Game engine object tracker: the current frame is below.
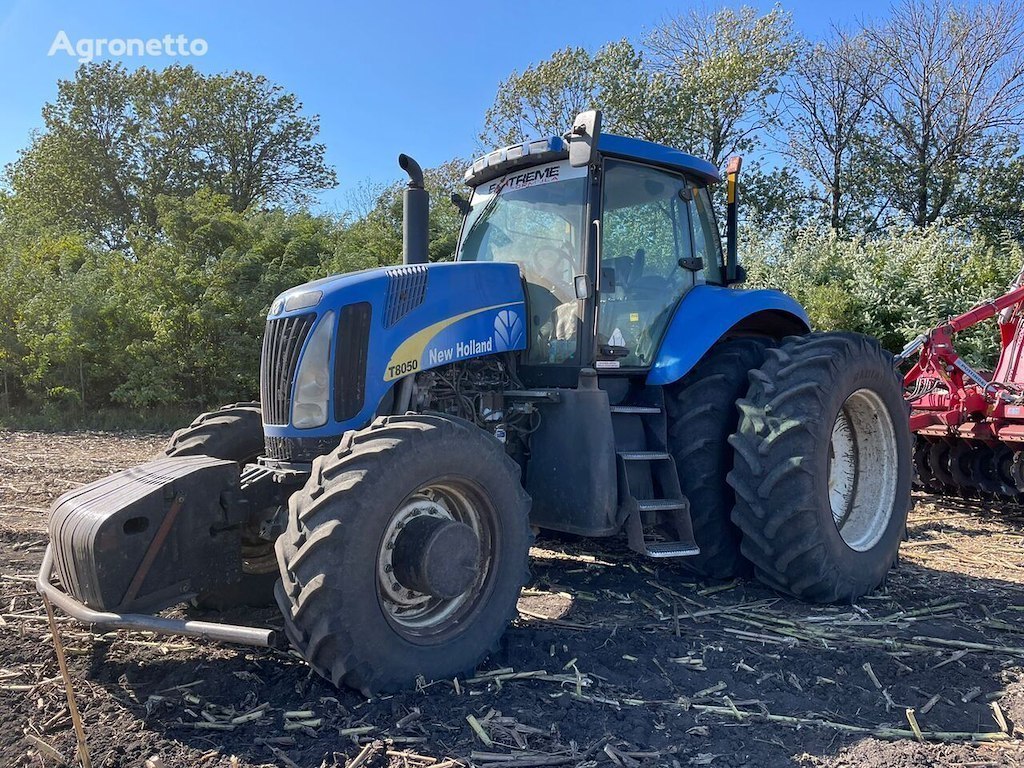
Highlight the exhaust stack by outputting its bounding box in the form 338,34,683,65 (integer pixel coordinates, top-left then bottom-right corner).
399,154,429,265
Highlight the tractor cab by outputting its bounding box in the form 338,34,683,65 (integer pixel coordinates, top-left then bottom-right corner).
456,112,731,387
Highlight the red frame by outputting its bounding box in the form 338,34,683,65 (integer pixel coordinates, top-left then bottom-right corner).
904,284,1024,444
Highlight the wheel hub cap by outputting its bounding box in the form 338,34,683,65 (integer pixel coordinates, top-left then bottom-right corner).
376,484,492,635
392,515,480,599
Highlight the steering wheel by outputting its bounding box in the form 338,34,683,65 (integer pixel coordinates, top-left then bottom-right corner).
531,245,576,298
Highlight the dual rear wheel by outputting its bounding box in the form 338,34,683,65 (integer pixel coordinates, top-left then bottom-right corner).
668,332,911,603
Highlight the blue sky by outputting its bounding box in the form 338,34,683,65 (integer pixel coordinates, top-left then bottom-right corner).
0,0,892,213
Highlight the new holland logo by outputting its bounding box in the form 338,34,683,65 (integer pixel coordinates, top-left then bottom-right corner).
493,309,524,351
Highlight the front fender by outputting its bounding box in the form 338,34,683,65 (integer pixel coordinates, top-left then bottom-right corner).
646,285,811,386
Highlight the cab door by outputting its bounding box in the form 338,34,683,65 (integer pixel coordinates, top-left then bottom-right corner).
597,159,707,371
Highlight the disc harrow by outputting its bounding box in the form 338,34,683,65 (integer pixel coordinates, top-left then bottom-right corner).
900,269,1024,503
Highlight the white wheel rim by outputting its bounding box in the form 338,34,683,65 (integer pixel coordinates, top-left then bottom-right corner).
827,388,899,552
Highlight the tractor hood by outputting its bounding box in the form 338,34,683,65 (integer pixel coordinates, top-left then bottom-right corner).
260,261,527,450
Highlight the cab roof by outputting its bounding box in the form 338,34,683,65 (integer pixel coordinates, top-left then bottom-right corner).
464,133,721,188
597,135,720,184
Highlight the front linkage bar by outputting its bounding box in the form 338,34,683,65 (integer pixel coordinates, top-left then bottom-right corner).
36,544,284,649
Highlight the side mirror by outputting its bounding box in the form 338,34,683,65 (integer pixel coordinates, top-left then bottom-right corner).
574,274,592,300
568,110,602,168
725,156,743,284
450,192,471,216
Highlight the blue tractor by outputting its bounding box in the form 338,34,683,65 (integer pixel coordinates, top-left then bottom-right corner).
41,112,911,694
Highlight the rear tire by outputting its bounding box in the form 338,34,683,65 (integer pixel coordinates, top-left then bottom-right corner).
161,402,276,608
665,338,771,579
728,333,911,603
275,415,532,695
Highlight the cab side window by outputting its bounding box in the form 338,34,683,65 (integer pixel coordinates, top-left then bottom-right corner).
599,159,696,367
689,185,725,285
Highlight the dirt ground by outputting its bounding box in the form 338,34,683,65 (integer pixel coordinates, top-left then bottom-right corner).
2,430,1024,768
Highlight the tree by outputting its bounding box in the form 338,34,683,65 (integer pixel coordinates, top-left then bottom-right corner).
956,135,1024,242
479,47,598,147
785,33,880,231
7,63,144,248
591,41,677,145
479,41,666,149
645,4,799,166
863,0,1024,226
191,70,336,212
6,63,336,248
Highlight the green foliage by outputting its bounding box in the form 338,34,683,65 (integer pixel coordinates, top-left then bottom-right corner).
6,62,336,249
742,226,1023,365
111,194,346,408
0,168,469,414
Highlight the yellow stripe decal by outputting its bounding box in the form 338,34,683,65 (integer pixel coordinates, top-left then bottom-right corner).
383,302,521,382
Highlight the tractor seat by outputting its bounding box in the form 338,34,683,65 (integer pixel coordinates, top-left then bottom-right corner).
629,274,671,297
606,256,634,295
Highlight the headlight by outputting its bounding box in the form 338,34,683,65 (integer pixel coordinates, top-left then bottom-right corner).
292,311,334,429
285,289,323,312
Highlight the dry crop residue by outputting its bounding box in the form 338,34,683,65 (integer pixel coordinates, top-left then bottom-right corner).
1,430,1023,767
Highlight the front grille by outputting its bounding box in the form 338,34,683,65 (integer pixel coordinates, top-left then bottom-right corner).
260,313,316,425
264,434,338,462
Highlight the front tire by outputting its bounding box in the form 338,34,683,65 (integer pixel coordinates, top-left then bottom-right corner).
728,333,911,603
274,415,531,695
161,402,276,607
160,402,264,462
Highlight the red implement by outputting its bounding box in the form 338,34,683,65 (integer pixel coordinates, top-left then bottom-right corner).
900,275,1024,496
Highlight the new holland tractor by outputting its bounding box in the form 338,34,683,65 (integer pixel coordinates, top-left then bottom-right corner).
39,111,911,694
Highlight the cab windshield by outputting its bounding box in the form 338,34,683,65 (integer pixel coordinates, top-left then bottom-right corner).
457,160,588,364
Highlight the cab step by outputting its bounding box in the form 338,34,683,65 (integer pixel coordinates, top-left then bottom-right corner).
609,405,661,415
618,451,671,462
642,541,702,558
637,498,688,512
624,497,700,559
615,449,699,560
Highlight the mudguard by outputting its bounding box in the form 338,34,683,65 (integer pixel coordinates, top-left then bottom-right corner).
264,261,527,441
647,285,811,386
